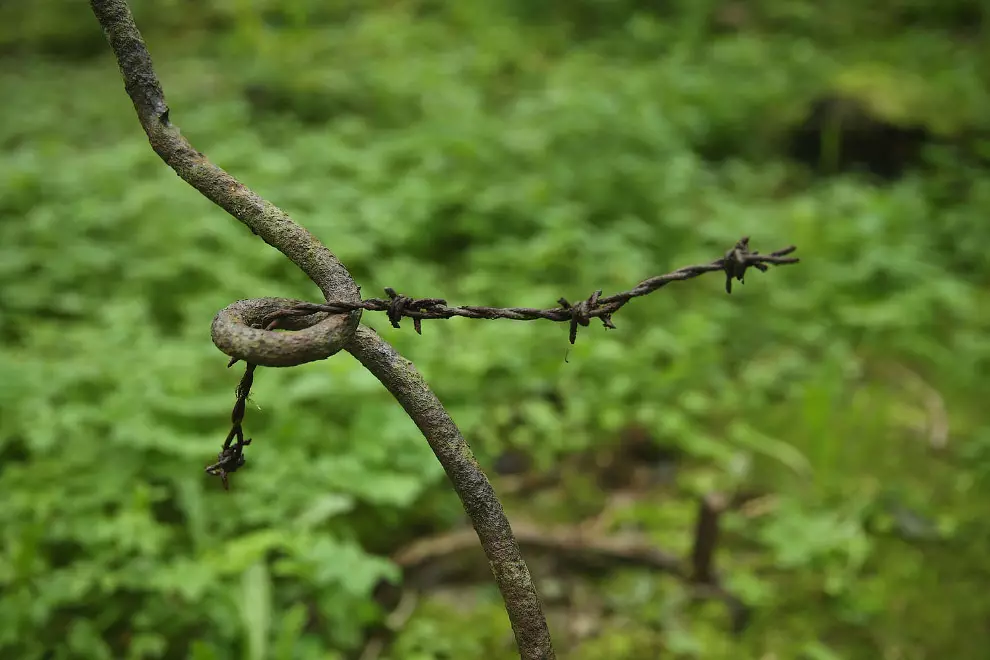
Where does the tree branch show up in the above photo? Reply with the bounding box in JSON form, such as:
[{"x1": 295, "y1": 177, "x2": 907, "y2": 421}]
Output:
[
  {"x1": 690, "y1": 493, "x2": 728, "y2": 585},
  {"x1": 89, "y1": 0, "x2": 361, "y2": 367},
  {"x1": 88, "y1": 2, "x2": 555, "y2": 658},
  {"x1": 349, "y1": 326, "x2": 554, "y2": 658}
]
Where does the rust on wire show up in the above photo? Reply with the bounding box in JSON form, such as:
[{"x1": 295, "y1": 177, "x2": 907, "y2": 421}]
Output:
[
  {"x1": 206, "y1": 319, "x2": 278, "y2": 488},
  {"x1": 272, "y1": 237, "x2": 798, "y2": 345},
  {"x1": 204, "y1": 363, "x2": 254, "y2": 490}
]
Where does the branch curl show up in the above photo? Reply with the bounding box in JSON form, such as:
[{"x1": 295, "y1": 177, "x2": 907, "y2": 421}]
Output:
[{"x1": 211, "y1": 297, "x2": 356, "y2": 367}]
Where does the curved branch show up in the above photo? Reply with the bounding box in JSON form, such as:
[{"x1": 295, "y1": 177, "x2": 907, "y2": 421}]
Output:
[
  {"x1": 211, "y1": 297, "x2": 354, "y2": 368},
  {"x1": 89, "y1": 0, "x2": 361, "y2": 366},
  {"x1": 348, "y1": 326, "x2": 554, "y2": 659},
  {"x1": 89, "y1": 2, "x2": 555, "y2": 658}
]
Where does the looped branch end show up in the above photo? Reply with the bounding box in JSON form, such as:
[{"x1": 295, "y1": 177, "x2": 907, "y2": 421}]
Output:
[{"x1": 211, "y1": 297, "x2": 361, "y2": 367}]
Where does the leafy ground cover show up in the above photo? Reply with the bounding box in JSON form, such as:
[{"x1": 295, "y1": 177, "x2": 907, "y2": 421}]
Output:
[{"x1": 1, "y1": 1, "x2": 988, "y2": 658}]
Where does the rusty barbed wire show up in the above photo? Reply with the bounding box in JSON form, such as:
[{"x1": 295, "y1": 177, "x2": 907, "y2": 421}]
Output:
[
  {"x1": 206, "y1": 319, "x2": 279, "y2": 488},
  {"x1": 210, "y1": 238, "x2": 797, "y2": 488},
  {"x1": 205, "y1": 362, "x2": 254, "y2": 489},
  {"x1": 267, "y1": 237, "x2": 798, "y2": 344}
]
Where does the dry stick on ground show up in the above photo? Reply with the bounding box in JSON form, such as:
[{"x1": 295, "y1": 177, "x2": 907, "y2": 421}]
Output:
[
  {"x1": 394, "y1": 496, "x2": 750, "y2": 631},
  {"x1": 89, "y1": 2, "x2": 796, "y2": 658},
  {"x1": 395, "y1": 521, "x2": 684, "y2": 575}
]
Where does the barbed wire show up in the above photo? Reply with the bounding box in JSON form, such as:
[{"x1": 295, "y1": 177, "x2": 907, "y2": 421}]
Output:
[
  {"x1": 210, "y1": 237, "x2": 797, "y2": 488},
  {"x1": 206, "y1": 319, "x2": 278, "y2": 489},
  {"x1": 267, "y1": 237, "x2": 799, "y2": 344}
]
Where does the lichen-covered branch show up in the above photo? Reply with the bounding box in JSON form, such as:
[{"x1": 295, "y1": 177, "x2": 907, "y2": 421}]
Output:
[
  {"x1": 349, "y1": 326, "x2": 554, "y2": 659},
  {"x1": 88, "y1": 2, "x2": 555, "y2": 658},
  {"x1": 89, "y1": 0, "x2": 361, "y2": 366}
]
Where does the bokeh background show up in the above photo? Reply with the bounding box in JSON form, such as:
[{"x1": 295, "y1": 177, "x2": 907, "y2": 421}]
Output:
[{"x1": 2, "y1": 1, "x2": 989, "y2": 658}]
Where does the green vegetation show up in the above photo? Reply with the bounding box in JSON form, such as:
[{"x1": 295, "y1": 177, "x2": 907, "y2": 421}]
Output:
[{"x1": 1, "y1": 1, "x2": 989, "y2": 658}]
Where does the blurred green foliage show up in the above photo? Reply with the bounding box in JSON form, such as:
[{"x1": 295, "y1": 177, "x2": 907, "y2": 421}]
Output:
[{"x1": 1, "y1": 1, "x2": 989, "y2": 658}]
